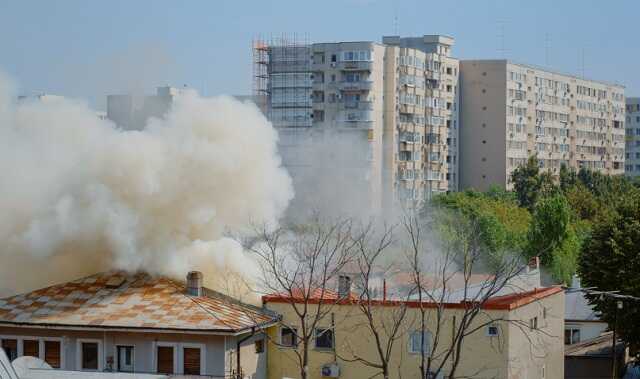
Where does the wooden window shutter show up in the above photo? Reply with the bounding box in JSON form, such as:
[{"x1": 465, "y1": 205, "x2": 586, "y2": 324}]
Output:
[
  {"x1": 44, "y1": 341, "x2": 61, "y2": 368},
  {"x1": 23, "y1": 340, "x2": 39, "y2": 358},
  {"x1": 183, "y1": 347, "x2": 201, "y2": 375},
  {"x1": 156, "y1": 346, "x2": 174, "y2": 374}
]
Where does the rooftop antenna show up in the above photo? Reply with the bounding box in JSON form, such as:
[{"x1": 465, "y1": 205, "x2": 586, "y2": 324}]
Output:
[
  {"x1": 544, "y1": 32, "x2": 551, "y2": 67},
  {"x1": 393, "y1": 0, "x2": 399, "y2": 35},
  {"x1": 497, "y1": 20, "x2": 508, "y2": 58}
]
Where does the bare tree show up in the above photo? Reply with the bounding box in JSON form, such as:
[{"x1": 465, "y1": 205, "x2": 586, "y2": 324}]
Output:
[
  {"x1": 403, "y1": 209, "x2": 548, "y2": 379},
  {"x1": 249, "y1": 217, "x2": 356, "y2": 379},
  {"x1": 336, "y1": 223, "x2": 410, "y2": 379}
]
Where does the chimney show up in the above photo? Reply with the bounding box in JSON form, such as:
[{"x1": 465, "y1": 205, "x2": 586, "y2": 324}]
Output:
[
  {"x1": 527, "y1": 256, "x2": 540, "y2": 272},
  {"x1": 186, "y1": 271, "x2": 203, "y2": 296},
  {"x1": 338, "y1": 275, "x2": 351, "y2": 298}
]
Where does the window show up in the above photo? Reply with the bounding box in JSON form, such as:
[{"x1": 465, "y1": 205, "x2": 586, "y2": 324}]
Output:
[
  {"x1": 117, "y1": 346, "x2": 134, "y2": 372},
  {"x1": 81, "y1": 342, "x2": 99, "y2": 370},
  {"x1": 486, "y1": 325, "x2": 499, "y2": 337},
  {"x1": 255, "y1": 339, "x2": 265, "y2": 354},
  {"x1": 314, "y1": 328, "x2": 334, "y2": 349},
  {"x1": 529, "y1": 317, "x2": 538, "y2": 330},
  {"x1": 331, "y1": 54, "x2": 336, "y2": 62},
  {"x1": 156, "y1": 346, "x2": 174, "y2": 374},
  {"x1": 408, "y1": 331, "x2": 431, "y2": 355},
  {"x1": 281, "y1": 327, "x2": 298, "y2": 347},
  {"x1": 23, "y1": 340, "x2": 39, "y2": 358},
  {"x1": 565, "y1": 328, "x2": 581, "y2": 345},
  {"x1": 183, "y1": 347, "x2": 201, "y2": 375},
  {"x1": 1, "y1": 339, "x2": 17, "y2": 361},
  {"x1": 44, "y1": 340, "x2": 61, "y2": 368}
]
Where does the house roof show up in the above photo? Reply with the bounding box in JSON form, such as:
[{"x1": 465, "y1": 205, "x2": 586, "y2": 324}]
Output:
[
  {"x1": 565, "y1": 331, "x2": 625, "y2": 357},
  {"x1": 263, "y1": 286, "x2": 563, "y2": 311},
  {"x1": 0, "y1": 271, "x2": 278, "y2": 335}
]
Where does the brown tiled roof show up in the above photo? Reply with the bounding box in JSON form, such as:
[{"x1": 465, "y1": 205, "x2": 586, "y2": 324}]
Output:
[{"x1": 0, "y1": 271, "x2": 277, "y2": 334}]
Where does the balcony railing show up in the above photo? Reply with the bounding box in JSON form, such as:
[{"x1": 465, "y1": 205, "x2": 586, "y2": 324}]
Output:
[
  {"x1": 338, "y1": 61, "x2": 373, "y2": 71},
  {"x1": 339, "y1": 81, "x2": 373, "y2": 92}
]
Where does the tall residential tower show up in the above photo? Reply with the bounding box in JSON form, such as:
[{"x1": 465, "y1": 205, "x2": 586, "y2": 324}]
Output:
[
  {"x1": 255, "y1": 35, "x2": 459, "y2": 216},
  {"x1": 626, "y1": 98, "x2": 640, "y2": 176},
  {"x1": 459, "y1": 60, "x2": 625, "y2": 190}
]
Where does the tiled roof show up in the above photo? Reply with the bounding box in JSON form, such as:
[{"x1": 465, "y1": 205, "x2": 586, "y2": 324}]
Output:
[
  {"x1": 0, "y1": 271, "x2": 277, "y2": 334},
  {"x1": 263, "y1": 285, "x2": 563, "y2": 311}
]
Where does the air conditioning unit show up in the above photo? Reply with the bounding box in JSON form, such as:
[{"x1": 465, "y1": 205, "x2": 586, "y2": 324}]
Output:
[{"x1": 321, "y1": 363, "x2": 340, "y2": 377}]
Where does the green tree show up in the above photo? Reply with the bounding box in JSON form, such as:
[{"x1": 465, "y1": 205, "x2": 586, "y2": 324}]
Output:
[
  {"x1": 526, "y1": 194, "x2": 580, "y2": 283},
  {"x1": 579, "y1": 192, "x2": 640, "y2": 346},
  {"x1": 510, "y1": 156, "x2": 557, "y2": 210}
]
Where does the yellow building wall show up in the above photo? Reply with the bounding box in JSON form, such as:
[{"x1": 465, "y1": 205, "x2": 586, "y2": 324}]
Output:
[{"x1": 265, "y1": 291, "x2": 563, "y2": 379}]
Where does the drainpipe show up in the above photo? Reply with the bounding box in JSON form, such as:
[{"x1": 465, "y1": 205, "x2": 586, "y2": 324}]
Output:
[{"x1": 236, "y1": 327, "x2": 256, "y2": 379}]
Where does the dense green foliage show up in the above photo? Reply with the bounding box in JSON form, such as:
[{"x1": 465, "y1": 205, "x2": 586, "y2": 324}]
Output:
[
  {"x1": 431, "y1": 156, "x2": 640, "y2": 285},
  {"x1": 579, "y1": 191, "x2": 640, "y2": 346}
]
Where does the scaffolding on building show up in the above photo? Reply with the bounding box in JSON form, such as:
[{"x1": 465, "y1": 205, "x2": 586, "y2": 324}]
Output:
[{"x1": 252, "y1": 34, "x2": 312, "y2": 129}]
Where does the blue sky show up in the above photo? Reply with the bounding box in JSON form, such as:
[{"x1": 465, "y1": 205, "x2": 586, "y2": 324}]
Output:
[{"x1": 0, "y1": 0, "x2": 637, "y2": 109}]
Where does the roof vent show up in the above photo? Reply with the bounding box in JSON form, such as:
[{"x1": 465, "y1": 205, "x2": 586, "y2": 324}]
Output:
[
  {"x1": 338, "y1": 275, "x2": 352, "y2": 298},
  {"x1": 105, "y1": 276, "x2": 126, "y2": 289},
  {"x1": 186, "y1": 271, "x2": 203, "y2": 297}
]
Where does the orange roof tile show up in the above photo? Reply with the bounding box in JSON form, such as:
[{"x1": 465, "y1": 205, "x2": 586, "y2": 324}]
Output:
[{"x1": 0, "y1": 271, "x2": 277, "y2": 334}]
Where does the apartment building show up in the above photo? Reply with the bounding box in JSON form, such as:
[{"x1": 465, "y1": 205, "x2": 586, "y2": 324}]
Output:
[
  {"x1": 459, "y1": 60, "x2": 625, "y2": 191},
  {"x1": 626, "y1": 97, "x2": 640, "y2": 176},
  {"x1": 256, "y1": 35, "x2": 459, "y2": 215},
  {"x1": 263, "y1": 279, "x2": 564, "y2": 379},
  {"x1": 107, "y1": 86, "x2": 188, "y2": 130}
]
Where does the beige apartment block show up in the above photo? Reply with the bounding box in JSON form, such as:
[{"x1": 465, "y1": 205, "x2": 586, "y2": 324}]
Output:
[
  {"x1": 459, "y1": 60, "x2": 625, "y2": 191},
  {"x1": 626, "y1": 97, "x2": 640, "y2": 176},
  {"x1": 257, "y1": 35, "x2": 459, "y2": 215}
]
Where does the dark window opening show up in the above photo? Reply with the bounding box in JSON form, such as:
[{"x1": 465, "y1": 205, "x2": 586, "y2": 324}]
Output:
[
  {"x1": 315, "y1": 328, "x2": 334, "y2": 349},
  {"x1": 81, "y1": 342, "x2": 98, "y2": 370}
]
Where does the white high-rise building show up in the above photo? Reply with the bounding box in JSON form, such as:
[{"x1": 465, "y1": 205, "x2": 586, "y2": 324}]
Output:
[{"x1": 255, "y1": 35, "x2": 459, "y2": 216}]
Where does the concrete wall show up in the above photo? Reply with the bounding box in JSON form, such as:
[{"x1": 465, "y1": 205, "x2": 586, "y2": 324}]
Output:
[
  {"x1": 459, "y1": 60, "x2": 508, "y2": 190},
  {"x1": 0, "y1": 326, "x2": 264, "y2": 378}
]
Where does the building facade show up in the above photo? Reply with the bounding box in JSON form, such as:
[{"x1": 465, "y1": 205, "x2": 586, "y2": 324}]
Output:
[
  {"x1": 626, "y1": 97, "x2": 640, "y2": 176},
  {"x1": 107, "y1": 86, "x2": 187, "y2": 130},
  {"x1": 459, "y1": 60, "x2": 625, "y2": 191},
  {"x1": 257, "y1": 35, "x2": 459, "y2": 215},
  {"x1": 0, "y1": 271, "x2": 274, "y2": 378},
  {"x1": 263, "y1": 286, "x2": 564, "y2": 379}
]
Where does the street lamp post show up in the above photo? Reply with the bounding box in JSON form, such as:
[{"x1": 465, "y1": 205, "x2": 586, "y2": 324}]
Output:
[{"x1": 612, "y1": 300, "x2": 623, "y2": 379}]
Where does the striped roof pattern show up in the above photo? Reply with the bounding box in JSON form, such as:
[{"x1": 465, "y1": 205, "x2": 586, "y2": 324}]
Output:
[{"x1": 0, "y1": 271, "x2": 276, "y2": 333}]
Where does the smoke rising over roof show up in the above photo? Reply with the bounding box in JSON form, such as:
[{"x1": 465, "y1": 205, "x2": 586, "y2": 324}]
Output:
[{"x1": 0, "y1": 72, "x2": 293, "y2": 297}]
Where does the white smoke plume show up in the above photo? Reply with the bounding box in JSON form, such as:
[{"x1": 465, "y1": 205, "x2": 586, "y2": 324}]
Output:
[{"x1": 0, "y1": 72, "x2": 293, "y2": 297}]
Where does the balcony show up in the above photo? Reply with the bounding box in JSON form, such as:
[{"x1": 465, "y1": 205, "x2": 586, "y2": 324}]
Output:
[
  {"x1": 338, "y1": 81, "x2": 373, "y2": 92},
  {"x1": 341, "y1": 100, "x2": 374, "y2": 110},
  {"x1": 339, "y1": 61, "x2": 373, "y2": 71}
]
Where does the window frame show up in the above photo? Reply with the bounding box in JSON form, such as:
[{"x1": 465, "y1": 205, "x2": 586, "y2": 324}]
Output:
[
  {"x1": 486, "y1": 324, "x2": 500, "y2": 337},
  {"x1": 408, "y1": 330, "x2": 432, "y2": 356},
  {"x1": 314, "y1": 327, "x2": 335, "y2": 350},
  {"x1": 279, "y1": 326, "x2": 298, "y2": 348},
  {"x1": 181, "y1": 342, "x2": 206, "y2": 375},
  {"x1": 76, "y1": 338, "x2": 103, "y2": 372},
  {"x1": 564, "y1": 327, "x2": 581, "y2": 345},
  {"x1": 0, "y1": 335, "x2": 64, "y2": 369},
  {"x1": 115, "y1": 344, "x2": 135, "y2": 373},
  {"x1": 153, "y1": 341, "x2": 178, "y2": 375}
]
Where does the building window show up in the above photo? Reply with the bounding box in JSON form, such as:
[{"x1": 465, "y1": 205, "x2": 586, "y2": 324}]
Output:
[
  {"x1": 23, "y1": 340, "x2": 39, "y2": 358},
  {"x1": 331, "y1": 54, "x2": 337, "y2": 62},
  {"x1": 565, "y1": 328, "x2": 581, "y2": 345},
  {"x1": 486, "y1": 325, "x2": 499, "y2": 337},
  {"x1": 529, "y1": 317, "x2": 538, "y2": 330},
  {"x1": 81, "y1": 342, "x2": 99, "y2": 370},
  {"x1": 117, "y1": 346, "x2": 134, "y2": 372},
  {"x1": 408, "y1": 331, "x2": 431, "y2": 355},
  {"x1": 1, "y1": 339, "x2": 17, "y2": 361},
  {"x1": 44, "y1": 340, "x2": 61, "y2": 368},
  {"x1": 255, "y1": 339, "x2": 265, "y2": 354},
  {"x1": 281, "y1": 327, "x2": 298, "y2": 347},
  {"x1": 315, "y1": 328, "x2": 334, "y2": 349},
  {"x1": 156, "y1": 345, "x2": 175, "y2": 374},
  {"x1": 183, "y1": 347, "x2": 201, "y2": 375}
]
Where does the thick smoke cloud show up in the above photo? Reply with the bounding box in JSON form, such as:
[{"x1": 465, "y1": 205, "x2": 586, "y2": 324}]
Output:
[{"x1": 0, "y1": 73, "x2": 293, "y2": 297}]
